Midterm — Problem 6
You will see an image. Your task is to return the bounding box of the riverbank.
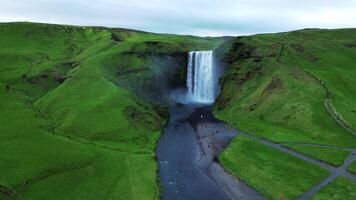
[156,104,265,200]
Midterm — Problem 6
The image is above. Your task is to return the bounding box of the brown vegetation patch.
[344,42,356,48]
[123,105,162,131]
[306,54,319,62]
[290,43,305,53]
[229,41,257,62]
[0,185,16,199]
[263,77,283,94]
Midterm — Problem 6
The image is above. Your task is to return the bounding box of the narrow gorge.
[156,50,264,200]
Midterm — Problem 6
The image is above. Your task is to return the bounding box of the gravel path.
[237,130,356,199]
[156,102,355,199]
[278,142,355,151]
[296,150,356,200]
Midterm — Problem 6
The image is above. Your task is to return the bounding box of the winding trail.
[277,47,356,197]
[303,70,356,136]
[324,98,356,136]
[155,45,356,199]
[288,70,356,198]
[277,42,356,137]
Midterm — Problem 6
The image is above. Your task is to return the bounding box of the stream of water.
[156,50,264,200]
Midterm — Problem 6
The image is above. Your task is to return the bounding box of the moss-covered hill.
[0,22,223,200]
[215,29,356,199]
[2,22,355,200]
[215,28,356,146]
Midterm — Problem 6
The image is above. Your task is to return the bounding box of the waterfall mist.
[170,50,220,105]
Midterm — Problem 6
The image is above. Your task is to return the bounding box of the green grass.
[215,29,356,146]
[215,28,356,200]
[2,22,355,200]
[0,86,159,200]
[311,177,356,200]
[0,22,223,199]
[348,161,356,174]
[283,144,350,166]
[214,29,356,164]
[219,135,329,200]
[283,29,356,130]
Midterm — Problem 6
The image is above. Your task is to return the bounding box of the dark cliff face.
[112,38,226,105]
[112,41,190,104]
[211,37,250,110]
[212,35,277,111]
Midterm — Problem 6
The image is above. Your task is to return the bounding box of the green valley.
[0,22,222,200]
[1,22,355,200]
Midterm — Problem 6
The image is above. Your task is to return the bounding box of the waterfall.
[186,50,215,104]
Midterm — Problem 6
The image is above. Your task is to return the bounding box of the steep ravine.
[156,49,265,200]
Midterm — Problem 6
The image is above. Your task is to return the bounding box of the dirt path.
[304,70,356,136]
[236,130,356,199]
[279,142,355,151]
[274,53,356,197]
[324,98,356,136]
[296,150,356,200]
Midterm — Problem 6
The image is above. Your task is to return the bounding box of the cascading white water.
[186,50,215,104]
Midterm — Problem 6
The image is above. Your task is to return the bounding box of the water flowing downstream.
[156,50,265,200]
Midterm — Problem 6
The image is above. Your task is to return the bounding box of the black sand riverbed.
[156,104,265,200]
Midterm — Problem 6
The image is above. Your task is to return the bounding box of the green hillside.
[215,29,356,199]
[0,22,223,200]
[1,22,355,200]
[214,28,356,146]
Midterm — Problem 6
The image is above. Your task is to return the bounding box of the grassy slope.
[348,161,356,174]
[0,22,223,200]
[220,135,328,200]
[215,29,356,199]
[283,29,356,130]
[214,29,356,147]
[284,144,350,166]
[310,177,356,200]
